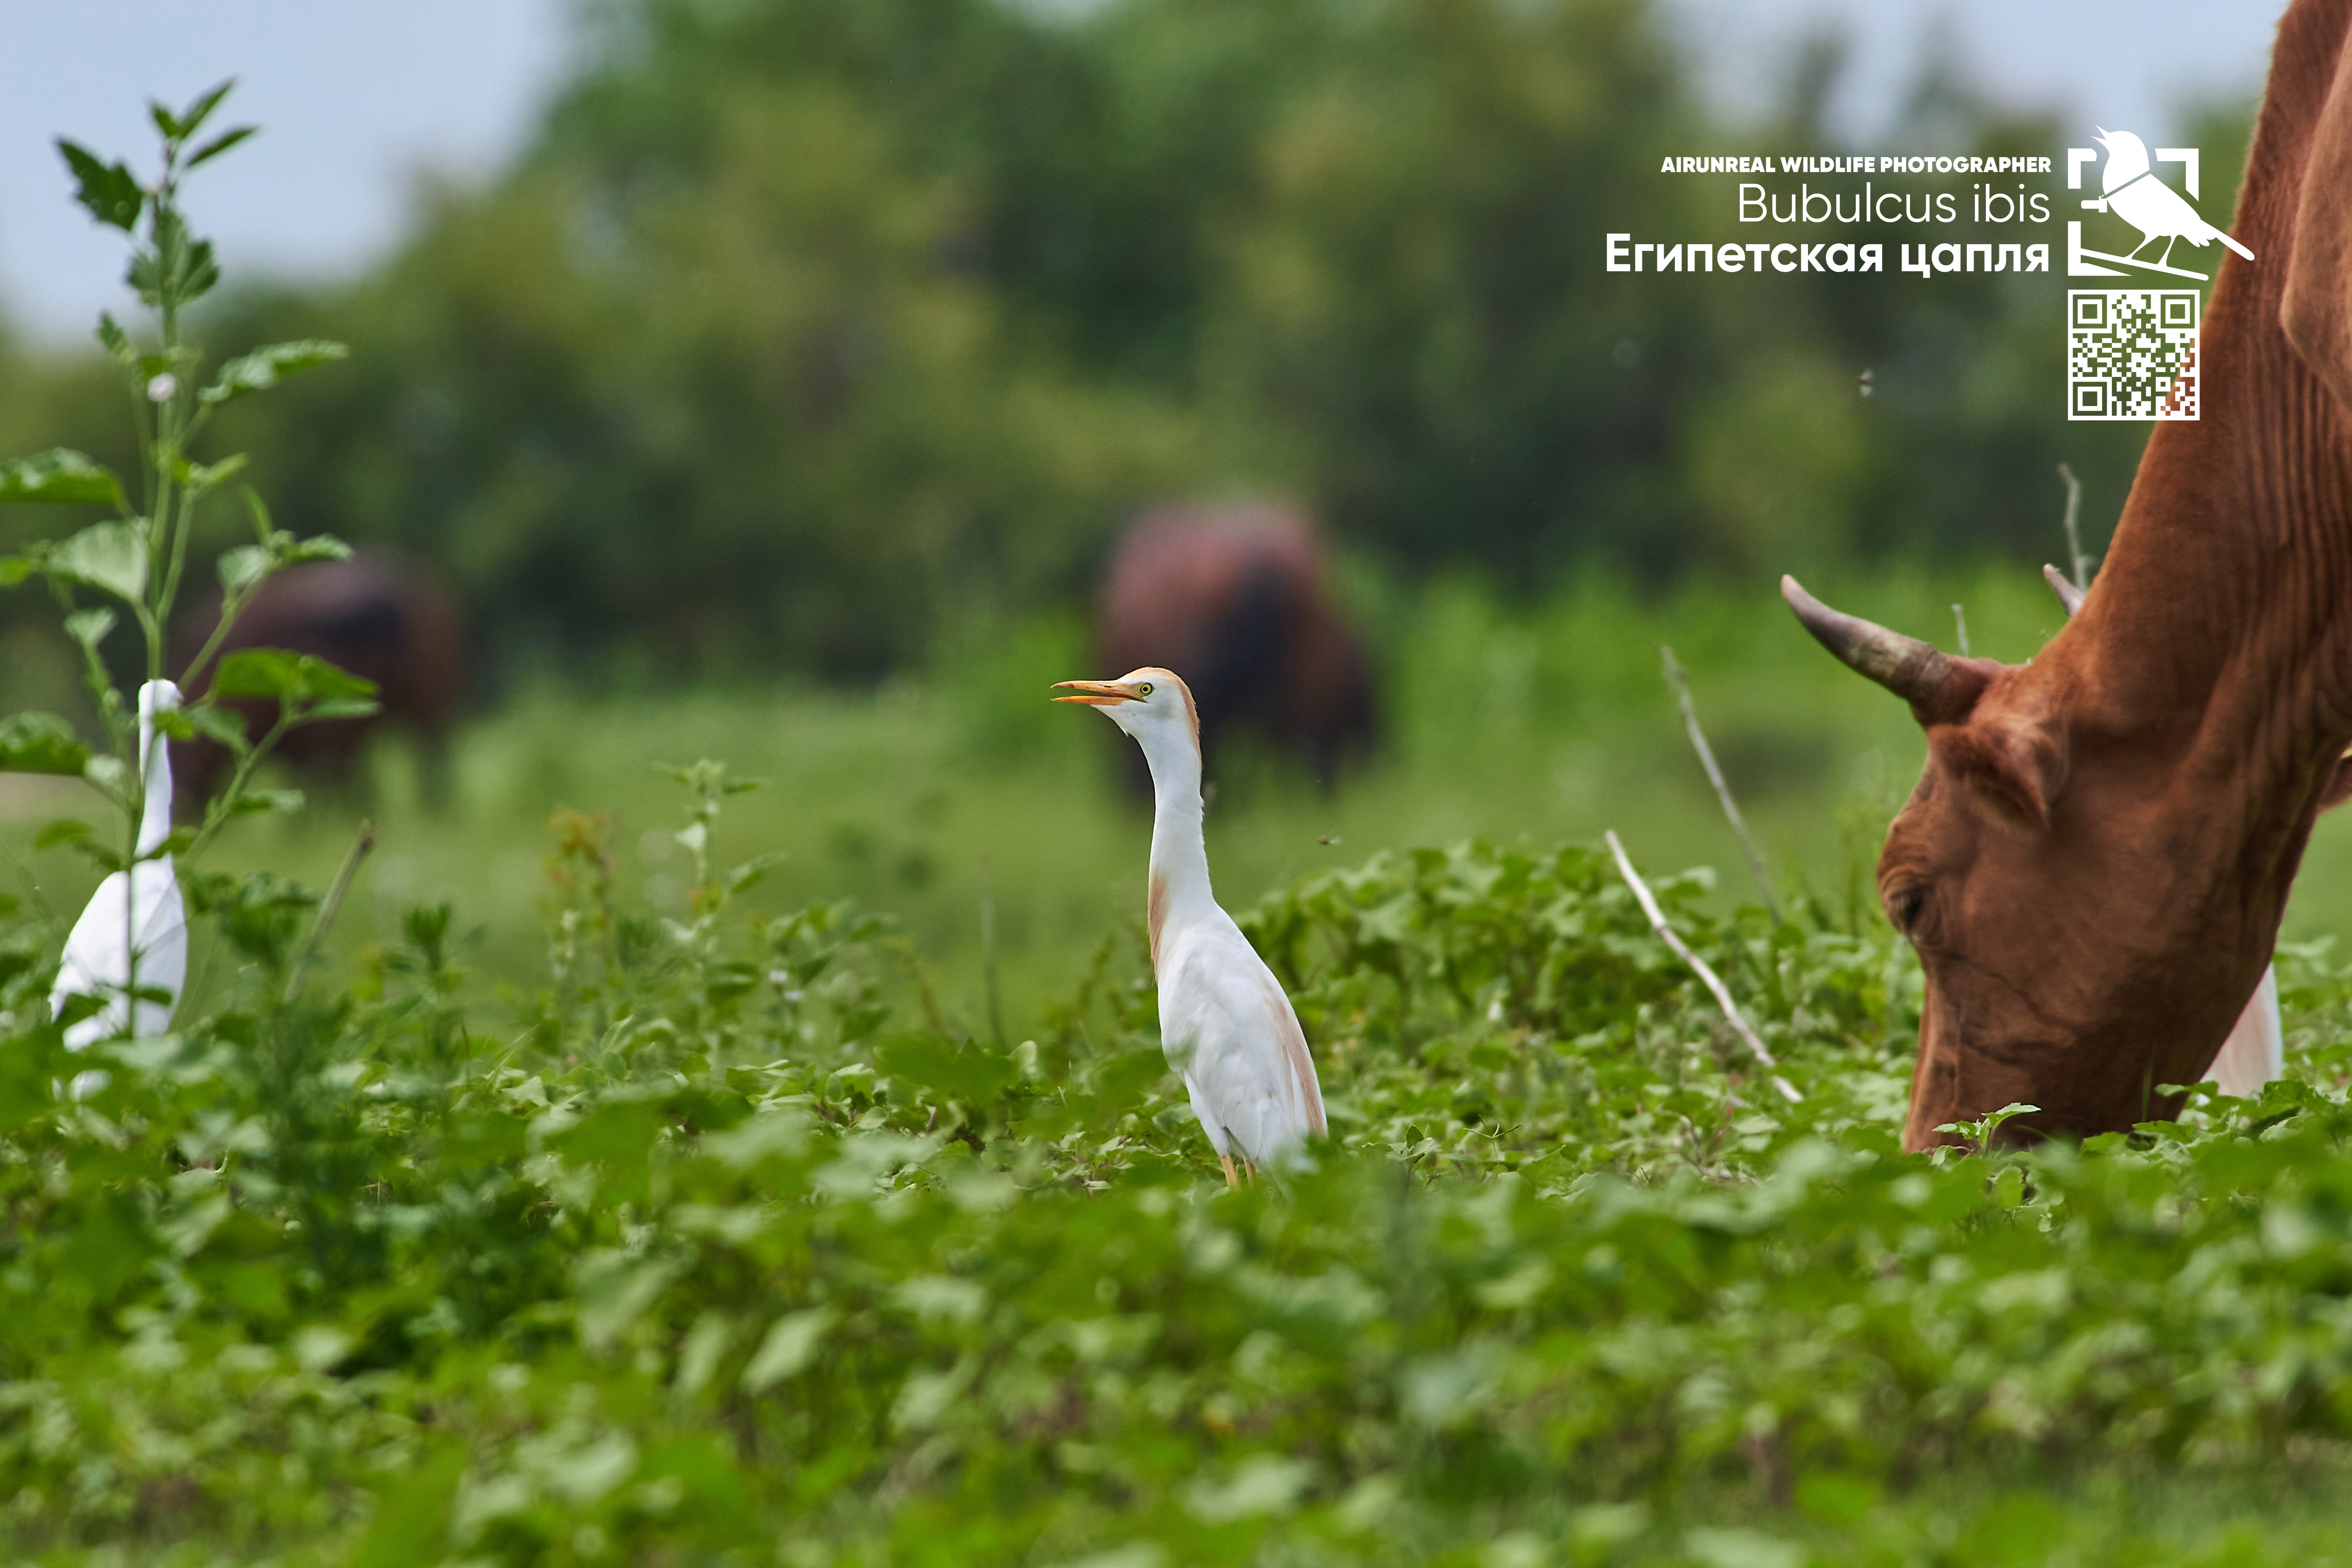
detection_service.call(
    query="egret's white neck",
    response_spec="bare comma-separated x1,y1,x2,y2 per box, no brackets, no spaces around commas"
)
1134,723,1214,928
135,681,178,857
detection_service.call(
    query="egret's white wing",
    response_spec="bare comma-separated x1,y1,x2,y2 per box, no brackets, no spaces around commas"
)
1158,913,1324,1166
2208,963,2284,1099
53,859,186,1049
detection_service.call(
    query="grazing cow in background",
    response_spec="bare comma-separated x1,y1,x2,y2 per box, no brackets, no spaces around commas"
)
1783,0,2352,1148
1097,502,1374,793
170,552,466,810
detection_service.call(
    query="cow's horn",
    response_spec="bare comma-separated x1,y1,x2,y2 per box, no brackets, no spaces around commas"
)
2042,563,2084,618
1781,575,1967,717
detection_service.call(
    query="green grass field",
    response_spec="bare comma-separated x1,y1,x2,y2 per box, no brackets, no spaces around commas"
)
13,566,2352,1561
11,563,2347,1038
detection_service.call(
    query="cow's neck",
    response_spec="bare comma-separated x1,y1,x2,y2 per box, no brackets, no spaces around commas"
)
2054,0,2352,840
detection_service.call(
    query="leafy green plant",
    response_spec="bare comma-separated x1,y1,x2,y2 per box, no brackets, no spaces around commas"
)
4,777,2352,1562
0,83,372,1034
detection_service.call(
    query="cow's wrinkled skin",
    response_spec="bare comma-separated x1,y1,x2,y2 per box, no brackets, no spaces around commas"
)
1789,0,2352,1150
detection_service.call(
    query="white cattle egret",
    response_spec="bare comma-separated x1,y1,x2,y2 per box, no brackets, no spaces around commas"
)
2210,965,2284,1100
51,680,186,1055
1055,667,1326,1185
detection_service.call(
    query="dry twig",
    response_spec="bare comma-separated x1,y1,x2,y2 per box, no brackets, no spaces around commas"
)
2057,462,2089,590
1604,829,1802,1104
1659,646,1781,924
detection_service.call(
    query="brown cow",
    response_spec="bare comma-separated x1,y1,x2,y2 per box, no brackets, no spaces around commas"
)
1785,0,2352,1149
170,552,466,810
1097,502,1374,793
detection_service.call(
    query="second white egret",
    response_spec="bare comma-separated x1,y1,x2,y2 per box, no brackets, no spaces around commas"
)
1055,667,1326,1184
51,680,187,1054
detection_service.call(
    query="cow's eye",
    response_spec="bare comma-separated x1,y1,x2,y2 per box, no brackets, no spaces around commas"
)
1885,881,1930,935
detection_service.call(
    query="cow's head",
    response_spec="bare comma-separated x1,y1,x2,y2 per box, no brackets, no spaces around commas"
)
1779,575,2279,1150
1782,0,2352,1149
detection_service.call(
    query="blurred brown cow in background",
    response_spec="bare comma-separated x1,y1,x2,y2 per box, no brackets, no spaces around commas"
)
171,552,467,810
1097,501,1374,793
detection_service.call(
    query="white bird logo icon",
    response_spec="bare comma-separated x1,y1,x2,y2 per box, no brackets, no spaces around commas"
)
2084,129,2254,274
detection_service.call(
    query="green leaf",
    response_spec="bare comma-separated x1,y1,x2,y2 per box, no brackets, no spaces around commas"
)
63,608,115,649
96,314,133,366
0,714,91,775
210,648,380,704
0,449,127,508
187,705,251,755
174,79,236,142
442,1112,528,1171
61,1194,160,1305
34,817,121,873
284,533,353,565
741,1307,836,1393
726,851,785,895
876,1033,1019,1105
129,229,221,310
552,1098,666,1168
56,140,143,231
186,125,257,170
199,340,350,405
349,1447,465,1568
224,788,303,819
176,453,248,492
217,544,268,591
183,238,221,305
0,1030,57,1130
207,649,305,700
83,754,129,801
46,519,148,603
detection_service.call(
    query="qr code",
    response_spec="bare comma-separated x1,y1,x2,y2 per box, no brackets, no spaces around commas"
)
2068,290,2199,420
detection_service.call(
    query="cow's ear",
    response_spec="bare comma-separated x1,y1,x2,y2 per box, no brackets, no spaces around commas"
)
2284,8,2352,412
1930,718,2068,832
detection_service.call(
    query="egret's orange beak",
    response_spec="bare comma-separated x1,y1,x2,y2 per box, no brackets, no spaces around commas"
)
1051,679,1145,706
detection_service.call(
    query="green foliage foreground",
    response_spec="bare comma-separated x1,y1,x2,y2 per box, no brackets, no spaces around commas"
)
4,770,2352,1564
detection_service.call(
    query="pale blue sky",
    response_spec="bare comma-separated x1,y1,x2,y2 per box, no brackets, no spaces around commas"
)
0,0,2283,343
0,0,572,343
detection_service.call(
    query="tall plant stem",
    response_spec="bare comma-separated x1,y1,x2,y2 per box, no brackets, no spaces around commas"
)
286,820,376,1003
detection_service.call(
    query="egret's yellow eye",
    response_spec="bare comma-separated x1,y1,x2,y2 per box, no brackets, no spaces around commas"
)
1137,682,1154,695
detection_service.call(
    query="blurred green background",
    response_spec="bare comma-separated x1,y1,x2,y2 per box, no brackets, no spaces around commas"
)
0,0,2314,1034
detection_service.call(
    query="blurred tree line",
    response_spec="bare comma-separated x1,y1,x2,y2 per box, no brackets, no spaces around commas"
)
0,0,2252,685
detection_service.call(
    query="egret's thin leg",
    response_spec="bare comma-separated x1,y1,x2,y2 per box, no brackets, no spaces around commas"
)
1219,1152,1240,1189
